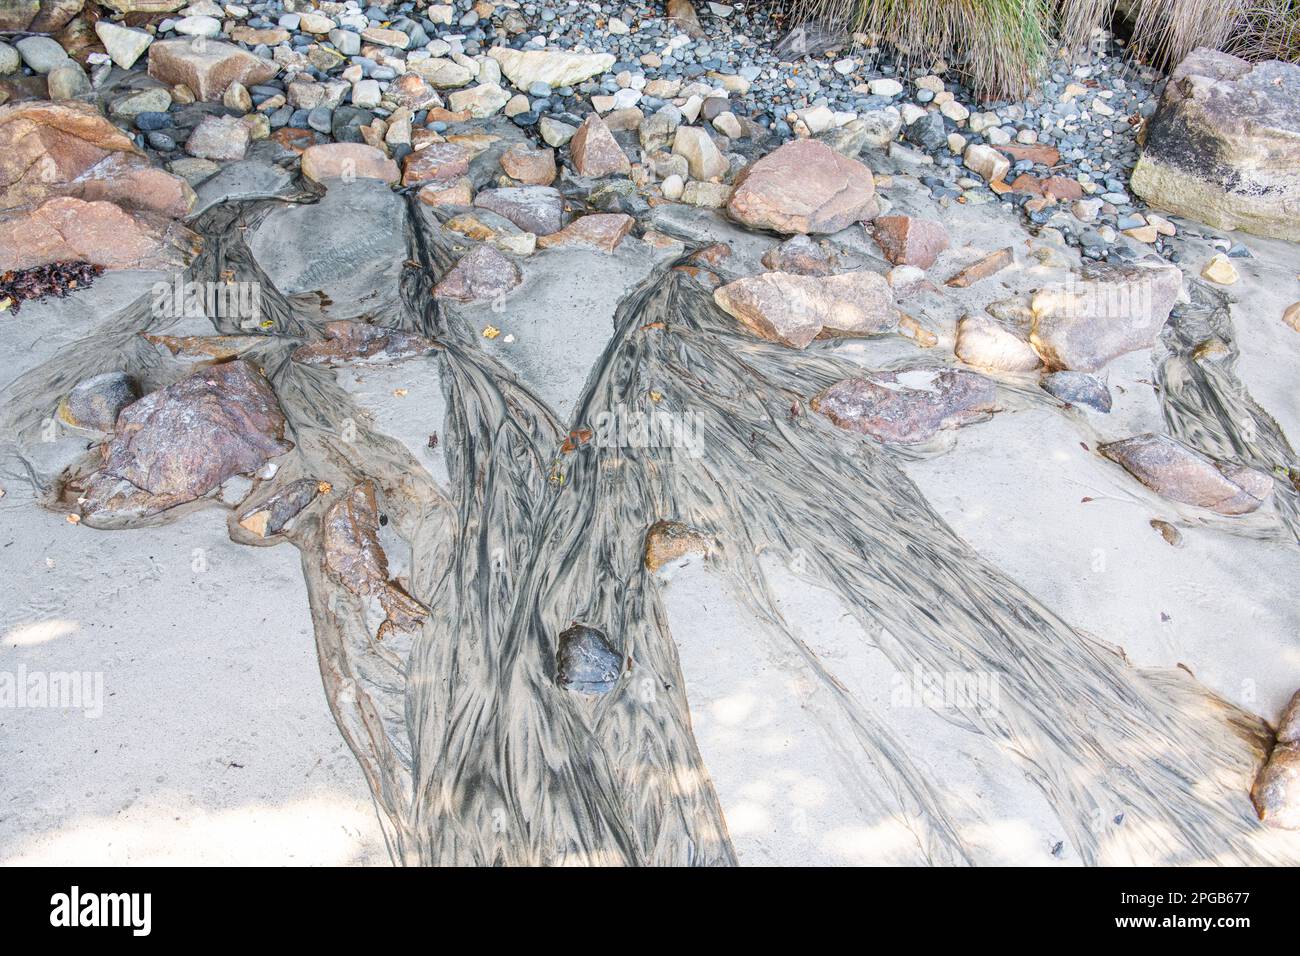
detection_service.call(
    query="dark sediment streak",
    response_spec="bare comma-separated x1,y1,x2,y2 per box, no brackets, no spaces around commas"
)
0,188,1290,865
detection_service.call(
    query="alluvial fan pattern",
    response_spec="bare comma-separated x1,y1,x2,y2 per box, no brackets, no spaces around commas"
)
0,191,1293,866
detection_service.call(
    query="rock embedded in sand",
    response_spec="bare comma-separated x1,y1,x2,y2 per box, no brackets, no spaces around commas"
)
569,113,631,177
0,196,199,272
433,244,521,303
713,270,897,349
1200,253,1238,285
1100,433,1273,515
292,320,439,367
1252,690,1300,829
555,623,623,694
812,368,997,444
147,39,278,102
1130,48,1300,241
644,520,710,571
322,481,429,638
81,359,291,518
761,235,836,276
488,47,614,90
499,141,556,185
473,185,562,235
58,371,138,431
401,141,471,186
536,213,633,253
871,215,950,269
1039,370,1112,413
944,247,1013,287
1284,302,1300,333
237,477,327,538
726,138,877,235
300,142,398,185
0,100,194,217
955,314,1042,372
1030,261,1183,371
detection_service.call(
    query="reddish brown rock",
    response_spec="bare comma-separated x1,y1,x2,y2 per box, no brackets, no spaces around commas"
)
871,215,950,269
713,269,897,349
812,368,997,444
417,176,473,207
1100,433,1273,515
292,320,439,366
568,112,631,177
433,244,521,303
147,39,279,102
1007,173,1083,201
499,141,556,185
300,141,398,184
993,143,1061,166
727,138,877,235
0,197,199,272
945,247,1014,288
388,72,440,110
0,100,194,217
401,141,471,186
143,333,265,365
322,481,429,638
644,520,710,571
80,360,291,520
536,213,633,252
68,152,195,219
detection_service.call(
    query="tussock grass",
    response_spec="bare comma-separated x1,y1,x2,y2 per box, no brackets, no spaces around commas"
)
782,0,1299,98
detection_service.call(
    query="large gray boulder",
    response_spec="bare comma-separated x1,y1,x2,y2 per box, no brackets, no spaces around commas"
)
1030,261,1183,372
1130,48,1300,241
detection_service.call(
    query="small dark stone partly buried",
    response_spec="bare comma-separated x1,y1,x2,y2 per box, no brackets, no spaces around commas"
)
556,623,624,694
1040,371,1112,413
58,371,138,431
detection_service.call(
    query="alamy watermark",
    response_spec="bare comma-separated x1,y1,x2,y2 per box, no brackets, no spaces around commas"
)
890,664,1001,716
0,665,103,718
151,276,262,324
591,404,705,459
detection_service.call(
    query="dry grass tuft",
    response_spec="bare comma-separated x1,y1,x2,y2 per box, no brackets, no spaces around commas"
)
781,0,1298,98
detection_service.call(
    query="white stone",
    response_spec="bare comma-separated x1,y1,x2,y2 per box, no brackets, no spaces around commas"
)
94,22,153,70
351,78,382,108
173,15,222,38
964,143,1010,182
